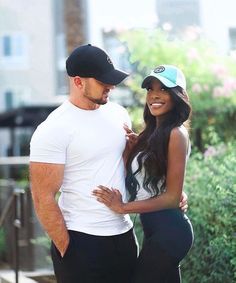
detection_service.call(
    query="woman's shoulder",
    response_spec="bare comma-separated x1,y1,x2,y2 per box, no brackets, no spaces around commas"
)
169,126,189,148
170,126,191,156
170,126,188,140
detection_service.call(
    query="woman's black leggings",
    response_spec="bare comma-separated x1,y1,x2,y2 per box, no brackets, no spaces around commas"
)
133,209,194,283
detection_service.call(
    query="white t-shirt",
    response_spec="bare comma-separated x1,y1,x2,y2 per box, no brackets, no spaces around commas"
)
30,100,133,236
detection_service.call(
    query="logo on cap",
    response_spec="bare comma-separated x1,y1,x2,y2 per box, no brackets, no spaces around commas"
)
154,66,165,73
107,56,112,64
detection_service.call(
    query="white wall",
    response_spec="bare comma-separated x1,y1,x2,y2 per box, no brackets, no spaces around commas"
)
200,0,236,53
0,0,57,110
86,0,158,46
86,0,236,54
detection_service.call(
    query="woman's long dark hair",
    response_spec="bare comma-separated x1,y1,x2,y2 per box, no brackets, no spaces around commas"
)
125,86,192,201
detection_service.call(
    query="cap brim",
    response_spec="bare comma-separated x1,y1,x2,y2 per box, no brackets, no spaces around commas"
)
141,75,177,89
96,69,129,85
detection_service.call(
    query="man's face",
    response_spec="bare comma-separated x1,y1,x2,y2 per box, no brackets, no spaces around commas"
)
83,78,115,105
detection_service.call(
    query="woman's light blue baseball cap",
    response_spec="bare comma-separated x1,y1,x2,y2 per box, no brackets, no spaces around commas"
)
141,65,186,91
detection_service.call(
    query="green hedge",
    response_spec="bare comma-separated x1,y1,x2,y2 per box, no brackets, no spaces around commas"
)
181,142,235,282
133,142,235,282
0,228,5,255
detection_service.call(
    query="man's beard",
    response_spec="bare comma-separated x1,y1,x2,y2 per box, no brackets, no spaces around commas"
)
84,83,109,105
87,97,108,105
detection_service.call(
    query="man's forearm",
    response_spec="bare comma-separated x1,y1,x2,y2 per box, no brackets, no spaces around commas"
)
33,195,69,256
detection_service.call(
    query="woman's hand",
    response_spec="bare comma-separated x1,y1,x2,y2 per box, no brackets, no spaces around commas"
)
92,185,125,214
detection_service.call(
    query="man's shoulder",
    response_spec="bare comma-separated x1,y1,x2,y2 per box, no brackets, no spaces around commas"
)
46,101,72,120
31,102,75,140
38,101,74,128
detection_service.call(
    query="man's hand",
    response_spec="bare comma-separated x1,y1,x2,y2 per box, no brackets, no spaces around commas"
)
124,124,138,149
179,191,188,212
57,235,70,258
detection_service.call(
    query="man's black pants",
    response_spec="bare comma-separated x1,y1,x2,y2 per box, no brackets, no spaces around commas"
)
51,229,138,283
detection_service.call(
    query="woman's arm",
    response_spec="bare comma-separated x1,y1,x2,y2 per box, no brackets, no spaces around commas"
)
93,127,188,214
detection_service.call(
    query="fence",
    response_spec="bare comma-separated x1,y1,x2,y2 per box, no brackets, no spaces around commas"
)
0,157,51,282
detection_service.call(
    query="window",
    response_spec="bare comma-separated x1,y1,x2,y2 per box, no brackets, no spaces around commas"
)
4,91,13,110
103,31,132,73
229,28,236,50
103,31,136,107
3,36,11,56
56,33,66,70
0,33,29,69
2,87,31,111
157,0,200,32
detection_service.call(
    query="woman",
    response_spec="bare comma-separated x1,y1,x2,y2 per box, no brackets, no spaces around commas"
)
93,65,194,283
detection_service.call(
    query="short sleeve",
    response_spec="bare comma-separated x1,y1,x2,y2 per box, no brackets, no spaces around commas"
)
30,122,71,164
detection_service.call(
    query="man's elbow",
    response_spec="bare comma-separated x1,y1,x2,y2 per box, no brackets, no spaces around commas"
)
31,189,55,211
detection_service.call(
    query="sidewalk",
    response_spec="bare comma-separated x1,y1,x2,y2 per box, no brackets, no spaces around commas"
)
0,270,36,283
0,269,54,283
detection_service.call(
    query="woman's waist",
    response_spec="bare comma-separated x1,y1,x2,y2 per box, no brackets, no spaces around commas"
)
140,208,185,219
140,208,191,234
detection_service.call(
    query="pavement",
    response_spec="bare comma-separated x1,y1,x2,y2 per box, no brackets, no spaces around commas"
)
0,269,54,283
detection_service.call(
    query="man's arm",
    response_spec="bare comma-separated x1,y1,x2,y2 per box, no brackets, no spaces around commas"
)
30,162,69,257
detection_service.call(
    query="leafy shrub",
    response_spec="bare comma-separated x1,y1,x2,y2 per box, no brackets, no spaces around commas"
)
121,29,236,150
0,228,5,255
181,142,236,282
132,142,235,282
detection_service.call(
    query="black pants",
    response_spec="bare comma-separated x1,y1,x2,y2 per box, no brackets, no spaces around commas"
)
133,209,194,283
51,229,138,283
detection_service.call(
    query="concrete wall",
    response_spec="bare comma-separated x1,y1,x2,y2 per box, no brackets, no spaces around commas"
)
0,0,57,111
200,0,236,53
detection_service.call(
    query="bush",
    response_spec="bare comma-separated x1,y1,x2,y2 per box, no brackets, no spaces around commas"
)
132,142,235,282
181,142,236,282
121,29,236,150
0,228,5,255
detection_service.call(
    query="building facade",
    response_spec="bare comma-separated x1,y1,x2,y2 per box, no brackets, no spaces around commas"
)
0,0,58,111
156,0,236,53
0,0,235,158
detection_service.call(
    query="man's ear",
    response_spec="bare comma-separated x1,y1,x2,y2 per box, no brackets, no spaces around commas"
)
74,76,83,88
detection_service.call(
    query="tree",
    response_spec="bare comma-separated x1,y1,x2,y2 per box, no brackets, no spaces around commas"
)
120,28,236,150
64,0,86,53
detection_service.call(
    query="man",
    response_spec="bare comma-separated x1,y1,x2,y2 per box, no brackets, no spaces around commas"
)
30,44,187,283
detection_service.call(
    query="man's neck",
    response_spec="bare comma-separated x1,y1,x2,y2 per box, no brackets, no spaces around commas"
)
69,96,100,110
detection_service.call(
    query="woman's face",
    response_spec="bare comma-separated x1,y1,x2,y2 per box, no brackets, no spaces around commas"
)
146,79,174,117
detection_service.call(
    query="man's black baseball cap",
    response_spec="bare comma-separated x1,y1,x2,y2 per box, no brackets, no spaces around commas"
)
66,44,129,85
